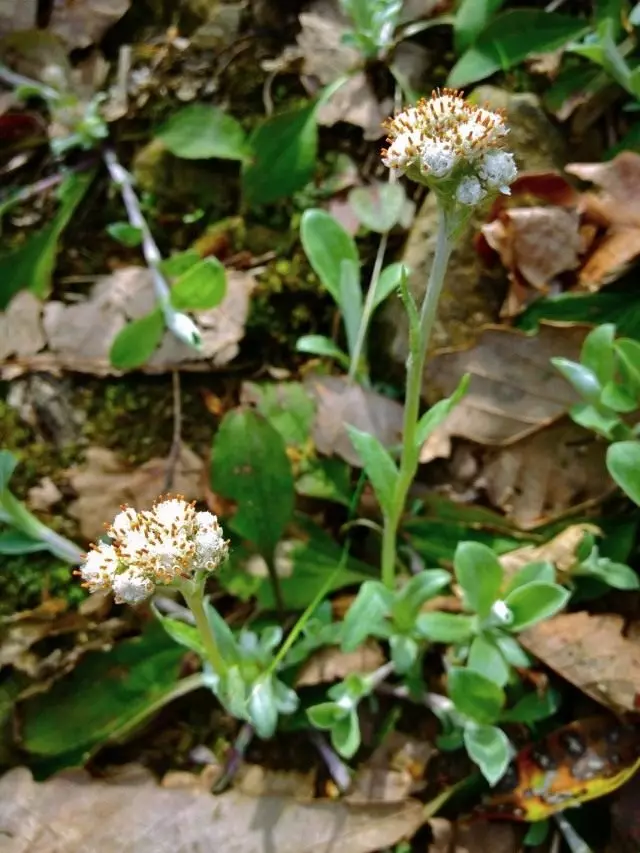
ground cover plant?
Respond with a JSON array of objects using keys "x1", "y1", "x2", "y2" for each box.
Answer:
[{"x1": 1, "y1": 1, "x2": 640, "y2": 851}]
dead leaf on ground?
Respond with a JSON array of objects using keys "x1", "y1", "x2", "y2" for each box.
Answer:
[
  {"x1": 565, "y1": 153, "x2": 640, "y2": 289},
  {"x1": 233, "y1": 764, "x2": 317, "y2": 800},
  {"x1": 0, "y1": 291, "x2": 46, "y2": 361},
  {"x1": 480, "y1": 419, "x2": 611, "y2": 528},
  {"x1": 47, "y1": 0, "x2": 131, "y2": 50},
  {"x1": 296, "y1": 640, "x2": 384, "y2": 688},
  {"x1": 1, "y1": 267, "x2": 254, "y2": 377},
  {"x1": 609, "y1": 773, "x2": 640, "y2": 853},
  {"x1": 452, "y1": 821, "x2": 523, "y2": 853},
  {"x1": 27, "y1": 477, "x2": 64, "y2": 512},
  {"x1": 0, "y1": 766, "x2": 426, "y2": 853},
  {"x1": 499, "y1": 523, "x2": 600, "y2": 581},
  {"x1": 521, "y1": 612, "x2": 640, "y2": 715},
  {"x1": 347, "y1": 731, "x2": 434, "y2": 805},
  {"x1": 66, "y1": 445, "x2": 204, "y2": 540},
  {"x1": 305, "y1": 374, "x2": 404, "y2": 467},
  {"x1": 421, "y1": 323, "x2": 587, "y2": 458}
]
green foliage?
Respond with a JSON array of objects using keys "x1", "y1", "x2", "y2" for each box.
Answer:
[
  {"x1": 339, "y1": 0, "x2": 403, "y2": 58},
  {"x1": 307, "y1": 671, "x2": 382, "y2": 758},
  {"x1": 169, "y1": 257, "x2": 227, "y2": 311},
  {"x1": 346, "y1": 427, "x2": 398, "y2": 517},
  {"x1": 109, "y1": 309, "x2": 165, "y2": 370},
  {"x1": 300, "y1": 208, "x2": 360, "y2": 304},
  {"x1": 552, "y1": 324, "x2": 640, "y2": 506},
  {"x1": 106, "y1": 221, "x2": 143, "y2": 247},
  {"x1": 348, "y1": 183, "x2": 407, "y2": 233},
  {"x1": 155, "y1": 104, "x2": 250, "y2": 161}
]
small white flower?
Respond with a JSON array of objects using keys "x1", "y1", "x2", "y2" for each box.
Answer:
[
  {"x1": 421, "y1": 141, "x2": 456, "y2": 178},
  {"x1": 194, "y1": 511, "x2": 228, "y2": 570},
  {"x1": 478, "y1": 150, "x2": 518, "y2": 194},
  {"x1": 112, "y1": 567, "x2": 155, "y2": 605},
  {"x1": 111, "y1": 506, "x2": 138, "y2": 537},
  {"x1": 455, "y1": 176, "x2": 486, "y2": 206},
  {"x1": 80, "y1": 542, "x2": 119, "y2": 592}
]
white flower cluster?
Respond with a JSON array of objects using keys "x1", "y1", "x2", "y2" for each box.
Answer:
[
  {"x1": 79, "y1": 496, "x2": 228, "y2": 604},
  {"x1": 381, "y1": 89, "x2": 517, "y2": 206}
]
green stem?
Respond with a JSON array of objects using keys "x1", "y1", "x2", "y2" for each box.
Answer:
[
  {"x1": 348, "y1": 229, "x2": 389, "y2": 384},
  {"x1": 264, "y1": 547, "x2": 285, "y2": 617},
  {"x1": 381, "y1": 205, "x2": 453, "y2": 588},
  {"x1": 182, "y1": 584, "x2": 227, "y2": 677}
]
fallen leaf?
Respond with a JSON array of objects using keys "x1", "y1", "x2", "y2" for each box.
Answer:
[
  {"x1": 295, "y1": 640, "x2": 385, "y2": 687},
  {"x1": 233, "y1": 764, "x2": 316, "y2": 800},
  {"x1": 347, "y1": 732, "x2": 434, "y2": 804},
  {"x1": 480, "y1": 419, "x2": 611, "y2": 528},
  {"x1": 452, "y1": 822, "x2": 522, "y2": 852},
  {"x1": 305, "y1": 375, "x2": 404, "y2": 467},
  {"x1": 48, "y1": 0, "x2": 131, "y2": 50},
  {"x1": 422, "y1": 323, "x2": 586, "y2": 455},
  {"x1": 0, "y1": 766, "x2": 425, "y2": 853},
  {"x1": 499, "y1": 523, "x2": 600, "y2": 581},
  {"x1": 521, "y1": 612, "x2": 640, "y2": 714},
  {"x1": 2, "y1": 267, "x2": 254, "y2": 377},
  {"x1": 0, "y1": 0, "x2": 37, "y2": 34},
  {"x1": 27, "y1": 477, "x2": 64, "y2": 512},
  {"x1": 0, "y1": 291, "x2": 46, "y2": 361},
  {"x1": 66, "y1": 445, "x2": 204, "y2": 540}
]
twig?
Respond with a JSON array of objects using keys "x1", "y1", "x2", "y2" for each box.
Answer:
[
  {"x1": 309, "y1": 730, "x2": 352, "y2": 793},
  {"x1": 103, "y1": 148, "x2": 203, "y2": 351},
  {"x1": 164, "y1": 369, "x2": 183, "y2": 491},
  {"x1": 213, "y1": 723, "x2": 255, "y2": 793}
]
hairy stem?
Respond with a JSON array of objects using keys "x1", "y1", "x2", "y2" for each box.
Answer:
[
  {"x1": 381, "y1": 206, "x2": 453, "y2": 588},
  {"x1": 182, "y1": 585, "x2": 227, "y2": 677}
]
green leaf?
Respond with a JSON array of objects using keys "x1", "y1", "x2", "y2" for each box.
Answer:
[
  {"x1": 414, "y1": 612, "x2": 476, "y2": 644},
  {"x1": 211, "y1": 408, "x2": 295, "y2": 555},
  {"x1": 454, "y1": 0, "x2": 506, "y2": 53},
  {"x1": 493, "y1": 633, "x2": 530, "y2": 668},
  {"x1": 551, "y1": 357, "x2": 602, "y2": 402},
  {"x1": 106, "y1": 222, "x2": 143, "y2": 247},
  {"x1": 0, "y1": 451, "x2": 17, "y2": 492},
  {"x1": 579, "y1": 555, "x2": 639, "y2": 590},
  {"x1": 346, "y1": 426, "x2": 398, "y2": 517},
  {"x1": 348, "y1": 183, "x2": 406, "y2": 233},
  {"x1": 394, "y1": 569, "x2": 452, "y2": 624},
  {"x1": 454, "y1": 541, "x2": 503, "y2": 619},
  {"x1": 600, "y1": 381, "x2": 638, "y2": 413},
  {"x1": 416, "y1": 374, "x2": 470, "y2": 447},
  {"x1": 389, "y1": 634, "x2": 419, "y2": 674},
  {"x1": 468, "y1": 634, "x2": 510, "y2": 687},
  {"x1": 21, "y1": 626, "x2": 187, "y2": 758},
  {"x1": 339, "y1": 259, "x2": 363, "y2": 359},
  {"x1": 501, "y1": 688, "x2": 560, "y2": 724},
  {"x1": 448, "y1": 10, "x2": 589, "y2": 88},
  {"x1": 242, "y1": 103, "x2": 319, "y2": 206},
  {"x1": 504, "y1": 582, "x2": 570, "y2": 632},
  {"x1": 296, "y1": 334, "x2": 350, "y2": 369},
  {"x1": 156, "y1": 104, "x2": 249, "y2": 161},
  {"x1": 504, "y1": 561, "x2": 555, "y2": 596},
  {"x1": 247, "y1": 678, "x2": 279, "y2": 738},
  {"x1": 524, "y1": 821, "x2": 550, "y2": 847},
  {"x1": 581, "y1": 323, "x2": 616, "y2": 386},
  {"x1": 0, "y1": 171, "x2": 94, "y2": 308},
  {"x1": 570, "y1": 402, "x2": 620, "y2": 439},
  {"x1": 307, "y1": 701, "x2": 347, "y2": 729},
  {"x1": 300, "y1": 208, "x2": 360, "y2": 303},
  {"x1": 0, "y1": 530, "x2": 48, "y2": 555},
  {"x1": 463, "y1": 723, "x2": 511, "y2": 786},
  {"x1": 448, "y1": 667, "x2": 505, "y2": 725},
  {"x1": 109, "y1": 309, "x2": 165, "y2": 370},
  {"x1": 242, "y1": 380, "x2": 316, "y2": 449},
  {"x1": 607, "y1": 441, "x2": 640, "y2": 505},
  {"x1": 342, "y1": 580, "x2": 394, "y2": 651},
  {"x1": 616, "y1": 338, "x2": 640, "y2": 395},
  {"x1": 296, "y1": 457, "x2": 352, "y2": 507},
  {"x1": 152, "y1": 605, "x2": 205, "y2": 656},
  {"x1": 170, "y1": 257, "x2": 226, "y2": 311},
  {"x1": 372, "y1": 262, "x2": 408, "y2": 311},
  {"x1": 331, "y1": 708, "x2": 361, "y2": 758},
  {"x1": 160, "y1": 249, "x2": 201, "y2": 278},
  {"x1": 205, "y1": 601, "x2": 240, "y2": 664}
]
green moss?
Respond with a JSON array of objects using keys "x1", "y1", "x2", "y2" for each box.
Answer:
[{"x1": 0, "y1": 552, "x2": 86, "y2": 617}]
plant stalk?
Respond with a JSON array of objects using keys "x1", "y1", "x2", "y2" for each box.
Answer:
[
  {"x1": 348, "y1": 229, "x2": 389, "y2": 383},
  {"x1": 182, "y1": 585, "x2": 227, "y2": 677},
  {"x1": 381, "y1": 205, "x2": 453, "y2": 588}
]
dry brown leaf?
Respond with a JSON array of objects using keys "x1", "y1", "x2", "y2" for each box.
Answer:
[
  {"x1": 422, "y1": 323, "x2": 586, "y2": 456},
  {"x1": 348, "y1": 732, "x2": 434, "y2": 805},
  {"x1": 0, "y1": 766, "x2": 425, "y2": 853},
  {"x1": 609, "y1": 774, "x2": 640, "y2": 853},
  {"x1": 499, "y1": 523, "x2": 600, "y2": 580},
  {"x1": 48, "y1": 0, "x2": 131, "y2": 50},
  {"x1": 27, "y1": 477, "x2": 64, "y2": 512},
  {"x1": 452, "y1": 822, "x2": 523, "y2": 853},
  {"x1": 480, "y1": 419, "x2": 611, "y2": 528},
  {"x1": 0, "y1": 291, "x2": 46, "y2": 361},
  {"x1": 66, "y1": 445, "x2": 204, "y2": 540},
  {"x1": 2, "y1": 267, "x2": 254, "y2": 377},
  {"x1": 233, "y1": 764, "x2": 316, "y2": 800},
  {"x1": 306, "y1": 375, "x2": 404, "y2": 466},
  {"x1": 521, "y1": 612, "x2": 640, "y2": 714},
  {"x1": 295, "y1": 640, "x2": 385, "y2": 688}
]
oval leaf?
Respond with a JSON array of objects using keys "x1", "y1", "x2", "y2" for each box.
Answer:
[
  {"x1": 156, "y1": 104, "x2": 249, "y2": 161},
  {"x1": 454, "y1": 541, "x2": 504, "y2": 619},
  {"x1": 109, "y1": 310, "x2": 164, "y2": 370},
  {"x1": 464, "y1": 724, "x2": 511, "y2": 786},
  {"x1": 607, "y1": 441, "x2": 640, "y2": 505},
  {"x1": 415, "y1": 612, "x2": 476, "y2": 644},
  {"x1": 346, "y1": 425, "x2": 398, "y2": 518},
  {"x1": 448, "y1": 667, "x2": 505, "y2": 725},
  {"x1": 170, "y1": 257, "x2": 227, "y2": 311},
  {"x1": 300, "y1": 208, "x2": 359, "y2": 303},
  {"x1": 348, "y1": 183, "x2": 406, "y2": 234},
  {"x1": 504, "y1": 582, "x2": 570, "y2": 632}
]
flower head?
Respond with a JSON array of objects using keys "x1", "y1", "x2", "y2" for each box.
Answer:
[
  {"x1": 381, "y1": 88, "x2": 516, "y2": 206},
  {"x1": 78, "y1": 495, "x2": 229, "y2": 604}
]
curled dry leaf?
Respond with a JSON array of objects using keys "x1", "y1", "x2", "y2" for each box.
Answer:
[
  {"x1": 1, "y1": 267, "x2": 254, "y2": 377},
  {"x1": 422, "y1": 323, "x2": 586, "y2": 455},
  {"x1": 66, "y1": 445, "x2": 204, "y2": 540},
  {"x1": 305, "y1": 374, "x2": 404, "y2": 467},
  {"x1": 0, "y1": 766, "x2": 426, "y2": 853},
  {"x1": 499, "y1": 523, "x2": 600, "y2": 581},
  {"x1": 48, "y1": 0, "x2": 131, "y2": 50},
  {"x1": 295, "y1": 640, "x2": 385, "y2": 688},
  {"x1": 521, "y1": 612, "x2": 640, "y2": 715}
]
